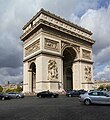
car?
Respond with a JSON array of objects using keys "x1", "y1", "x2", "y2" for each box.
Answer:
[
  {"x1": 66, "y1": 89, "x2": 87, "y2": 97},
  {"x1": 78, "y1": 89, "x2": 87, "y2": 94},
  {"x1": 37, "y1": 91, "x2": 59, "y2": 98},
  {"x1": 6, "y1": 92, "x2": 24, "y2": 99},
  {"x1": 66, "y1": 90, "x2": 80, "y2": 97},
  {"x1": 79, "y1": 91, "x2": 110, "y2": 105},
  {"x1": 0, "y1": 93, "x2": 11, "y2": 100}
]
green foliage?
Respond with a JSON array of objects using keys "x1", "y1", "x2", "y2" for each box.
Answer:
[
  {"x1": 6, "y1": 86, "x2": 23, "y2": 93},
  {"x1": 97, "y1": 85, "x2": 104, "y2": 90},
  {"x1": 105, "y1": 85, "x2": 110, "y2": 91},
  {"x1": 6, "y1": 89, "x2": 14, "y2": 92},
  {"x1": 98, "y1": 85, "x2": 110, "y2": 91},
  {"x1": 0, "y1": 86, "x2": 3, "y2": 92},
  {"x1": 16, "y1": 86, "x2": 23, "y2": 92}
]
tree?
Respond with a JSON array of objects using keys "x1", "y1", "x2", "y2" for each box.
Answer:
[
  {"x1": 98, "y1": 85, "x2": 104, "y2": 90},
  {"x1": 16, "y1": 86, "x2": 23, "y2": 92},
  {"x1": 6, "y1": 86, "x2": 23, "y2": 93},
  {"x1": 0, "y1": 86, "x2": 3, "y2": 92},
  {"x1": 105, "y1": 85, "x2": 110, "y2": 91}
]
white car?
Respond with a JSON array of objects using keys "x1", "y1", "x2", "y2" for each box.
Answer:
[{"x1": 79, "y1": 91, "x2": 110, "y2": 105}]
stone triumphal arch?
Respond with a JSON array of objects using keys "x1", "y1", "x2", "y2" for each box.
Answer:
[{"x1": 20, "y1": 9, "x2": 95, "y2": 93}]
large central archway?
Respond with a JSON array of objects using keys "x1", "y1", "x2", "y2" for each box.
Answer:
[
  {"x1": 30, "y1": 62, "x2": 36, "y2": 92},
  {"x1": 63, "y1": 47, "x2": 77, "y2": 90}
]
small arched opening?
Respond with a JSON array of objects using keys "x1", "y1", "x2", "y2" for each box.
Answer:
[{"x1": 30, "y1": 62, "x2": 36, "y2": 92}]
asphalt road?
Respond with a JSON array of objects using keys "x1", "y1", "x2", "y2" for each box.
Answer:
[{"x1": 0, "y1": 96, "x2": 110, "y2": 120}]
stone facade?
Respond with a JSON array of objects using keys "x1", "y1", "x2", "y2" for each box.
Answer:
[{"x1": 20, "y1": 9, "x2": 95, "y2": 93}]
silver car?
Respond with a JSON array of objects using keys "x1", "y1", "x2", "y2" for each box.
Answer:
[
  {"x1": 6, "y1": 92, "x2": 24, "y2": 99},
  {"x1": 79, "y1": 91, "x2": 110, "y2": 105}
]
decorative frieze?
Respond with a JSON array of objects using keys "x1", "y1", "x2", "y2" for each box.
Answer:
[
  {"x1": 61, "y1": 41, "x2": 70, "y2": 49},
  {"x1": 25, "y1": 39, "x2": 40, "y2": 57},
  {"x1": 44, "y1": 38, "x2": 59, "y2": 52},
  {"x1": 61, "y1": 41, "x2": 80, "y2": 54},
  {"x1": 24, "y1": 29, "x2": 42, "y2": 45},
  {"x1": 82, "y1": 49, "x2": 91, "y2": 60},
  {"x1": 84, "y1": 66, "x2": 92, "y2": 82},
  {"x1": 47, "y1": 60, "x2": 58, "y2": 80},
  {"x1": 41, "y1": 14, "x2": 92, "y2": 39}
]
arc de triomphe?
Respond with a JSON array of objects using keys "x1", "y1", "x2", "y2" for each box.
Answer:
[{"x1": 20, "y1": 9, "x2": 95, "y2": 93}]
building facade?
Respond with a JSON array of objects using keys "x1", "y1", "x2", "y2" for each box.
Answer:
[
  {"x1": 94, "y1": 80, "x2": 110, "y2": 89},
  {"x1": 20, "y1": 9, "x2": 95, "y2": 93}
]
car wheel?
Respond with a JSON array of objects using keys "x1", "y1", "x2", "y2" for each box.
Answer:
[
  {"x1": 51, "y1": 95, "x2": 54, "y2": 98},
  {"x1": 39, "y1": 95, "x2": 42, "y2": 98},
  {"x1": 16, "y1": 96, "x2": 20, "y2": 99},
  {"x1": 2, "y1": 97, "x2": 5, "y2": 101},
  {"x1": 69, "y1": 94, "x2": 72, "y2": 97},
  {"x1": 84, "y1": 99, "x2": 91, "y2": 105}
]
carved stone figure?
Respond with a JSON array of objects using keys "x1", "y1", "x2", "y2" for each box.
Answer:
[
  {"x1": 48, "y1": 60, "x2": 58, "y2": 80},
  {"x1": 84, "y1": 66, "x2": 92, "y2": 82}
]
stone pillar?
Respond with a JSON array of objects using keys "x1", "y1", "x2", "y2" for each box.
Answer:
[
  {"x1": 28, "y1": 69, "x2": 32, "y2": 93},
  {"x1": 80, "y1": 62, "x2": 94, "y2": 90},
  {"x1": 23, "y1": 62, "x2": 29, "y2": 93},
  {"x1": 72, "y1": 61, "x2": 80, "y2": 90}
]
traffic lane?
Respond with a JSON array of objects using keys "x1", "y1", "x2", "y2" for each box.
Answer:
[{"x1": 0, "y1": 96, "x2": 110, "y2": 120}]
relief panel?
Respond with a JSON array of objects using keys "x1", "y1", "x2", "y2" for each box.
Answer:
[
  {"x1": 44, "y1": 38, "x2": 59, "y2": 52},
  {"x1": 25, "y1": 39, "x2": 40, "y2": 57},
  {"x1": 47, "y1": 60, "x2": 58, "y2": 80},
  {"x1": 82, "y1": 49, "x2": 91, "y2": 60},
  {"x1": 84, "y1": 66, "x2": 92, "y2": 82}
]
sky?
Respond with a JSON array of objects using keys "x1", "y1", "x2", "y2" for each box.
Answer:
[{"x1": 0, "y1": 0, "x2": 110, "y2": 84}]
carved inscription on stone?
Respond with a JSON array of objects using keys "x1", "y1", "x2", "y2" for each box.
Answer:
[
  {"x1": 47, "y1": 60, "x2": 58, "y2": 80},
  {"x1": 45, "y1": 38, "x2": 59, "y2": 52},
  {"x1": 25, "y1": 39, "x2": 40, "y2": 56},
  {"x1": 82, "y1": 49, "x2": 91, "y2": 60},
  {"x1": 84, "y1": 66, "x2": 92, "y2": 82}
]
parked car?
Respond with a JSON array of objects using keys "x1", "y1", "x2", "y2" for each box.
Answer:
[
  {"x1": 66, "y1": 90, "x2": 80, "y2": 97},
  {"x1": 66, "y1": 89, "x2": 87, "y2": 97},
  {"x1": 0, "y1": 93, "x2": 11, "y2": 100},
  {"x1": 78, "y1": 89, "x2": 87, "y2": 94},
  {"x1": 37, "y1": 91, "x2": 59, "y2": 98},
  {"x1": 79, "y1": 91, "x2": 110, "y2": 105},
  {"x1": 6, "y1": 92, "x2": 24, "y2": 99}
]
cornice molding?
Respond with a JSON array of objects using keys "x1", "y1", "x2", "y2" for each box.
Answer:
[
  {"x1": 21, "y1": 19, "x2": 95, "y2": 44},
  {"x1": 23, "y1": 8, "x2": 92, "y2": 35},
  {"x1": 23, "y1": 50, "x2": 63, "y2": 62}
]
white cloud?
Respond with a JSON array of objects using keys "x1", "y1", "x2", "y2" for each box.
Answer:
[
  {"x1": 79, "y1": 5, "x2": 110, "y2": 54},
  {"x1": 94, "y1": 65, "x2": 110, "y2": 80}
]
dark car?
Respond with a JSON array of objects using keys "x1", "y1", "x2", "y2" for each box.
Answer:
[
  {"x1": 66, "y1": 89, "x2": 87, "y2": 97},
  {"x1": 78, "y1": 89, "x2": 87, "y2": 94},
  {"x1": 37, "y1": 91, "x2": 59, "y2": 98},
  {"x1": 66, "y1": 90, "x2": 80, "y2": 97},
  {"x1": 6, "y1": 92, "x2": 24, "y2": 99},
  {"x1": 0, "y1": 93, "x2": 11, "y2": 100}
]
